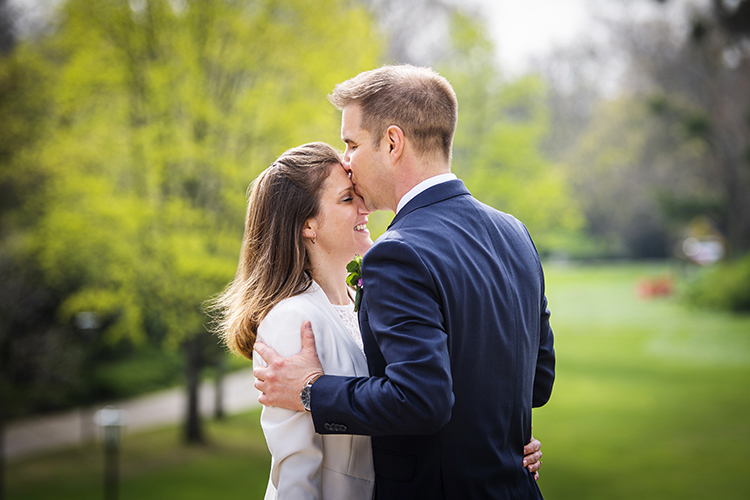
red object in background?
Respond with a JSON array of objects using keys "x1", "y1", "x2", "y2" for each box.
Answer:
[{"x1": 635, "y1": 276, "x2": 674, "y2": 299}]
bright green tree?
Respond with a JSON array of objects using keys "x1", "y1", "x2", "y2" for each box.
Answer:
[{"x1": 25, "y1": 0, "x2": 380, "y2": 442}]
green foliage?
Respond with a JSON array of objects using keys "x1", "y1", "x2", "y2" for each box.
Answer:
[
  {"x1": 19, "y1": 0, "x2": 381, "y2": 348},
  {"x1": 683, "y1": 253, "x2": 750, "y2": 312},
  {"x1": 0, "y1": 0, "x2": 381, "y2": 420}
]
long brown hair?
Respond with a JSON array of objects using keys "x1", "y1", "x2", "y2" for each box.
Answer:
[{"x1": 209, "y1": 142, "x2": 341, "y2": 359}]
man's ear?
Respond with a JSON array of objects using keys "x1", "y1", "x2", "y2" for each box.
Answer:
[{"x1": 385, "y1": 125, "x2": 405, "y2": 162}]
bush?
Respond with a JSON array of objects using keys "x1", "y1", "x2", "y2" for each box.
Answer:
[{"x1": 683, "y1": 253, "x2": 750, "y2": 312}]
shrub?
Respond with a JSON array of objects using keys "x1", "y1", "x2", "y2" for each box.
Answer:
[{"x1": 683, "y1": 253, "x2": 750, "y2": 312}]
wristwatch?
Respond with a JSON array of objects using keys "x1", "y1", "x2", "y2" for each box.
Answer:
[{"x1": 300, "y1": 375, "x2": 322, "y2": 412}]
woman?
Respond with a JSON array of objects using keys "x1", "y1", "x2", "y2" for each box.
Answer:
[{"x1": 211, "y1": 142, "x2": 542, "y2": 499}]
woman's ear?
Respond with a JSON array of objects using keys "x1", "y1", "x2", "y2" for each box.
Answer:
[{"x1": 302, "y1": 219, "x2": 317, "y2": 243}]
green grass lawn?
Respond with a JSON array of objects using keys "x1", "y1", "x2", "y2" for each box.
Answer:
[
  {"x1": 6, "y1": 261, "x2": 750, "y2": 499},
  {"x1": 534, "y1": 261, "x2": 750, "y2": 499}
]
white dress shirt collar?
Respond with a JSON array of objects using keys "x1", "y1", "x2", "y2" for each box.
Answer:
[{"x1": 396, "y1": 173, "x2": 458, "y2": 214}]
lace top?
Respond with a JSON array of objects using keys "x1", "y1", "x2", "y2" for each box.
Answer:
[{"x1": 331, "y1": 301, "x2": 364, "y2": 354}]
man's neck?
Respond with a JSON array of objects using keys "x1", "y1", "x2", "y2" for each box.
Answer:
[
  {"x1": 392, "y1": 155, "x2": 450, "y2": 205},
  {"x1": 396, "y1": 172, "x2": 457, "y2": 214}
]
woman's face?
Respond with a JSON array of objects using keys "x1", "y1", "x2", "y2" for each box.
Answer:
[{"x1": 310, "y1": 163, "x2": 372, "y2": 263}]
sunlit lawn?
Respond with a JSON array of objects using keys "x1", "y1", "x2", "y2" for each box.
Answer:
[
  {"x1": 535, "y1": 261, "x2": 750, "y2": 499},
  {"x1": 7, "y1": 261, "x2": 750, "y2": 499}
]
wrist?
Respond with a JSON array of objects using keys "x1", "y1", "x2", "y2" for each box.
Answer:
[{"x1": 300, "y1": 374, "x2": 323, "y2": 412}]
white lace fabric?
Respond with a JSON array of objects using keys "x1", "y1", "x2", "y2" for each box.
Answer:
[{"x1": 331, "y1": 302, "x2": 364, "y2": 354}]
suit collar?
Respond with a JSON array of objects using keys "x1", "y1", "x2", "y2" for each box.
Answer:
[{"x1": 388, "y1": 179, "x2": 470, "y2": 229}]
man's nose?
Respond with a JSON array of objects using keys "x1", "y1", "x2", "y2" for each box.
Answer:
[
  {"x1": 357, "y1": 201, "x2": 370, "y2": 216},
  {"x1": 338, "y1": 161, "x2": 352, "y2": 179}
]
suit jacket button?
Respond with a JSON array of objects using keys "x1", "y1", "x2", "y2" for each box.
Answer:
[
  {"x1": 324, "y1": 423, "x2": 332, "y2": 431},
  {"x1": 340, "y1": 424, "x2": 347, "y2": 432}
]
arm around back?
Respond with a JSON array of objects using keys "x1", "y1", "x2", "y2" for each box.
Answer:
[{"x1": 311, "y1": 236, "x2": 454, "y2": 436}]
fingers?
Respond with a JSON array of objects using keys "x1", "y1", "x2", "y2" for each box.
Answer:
[
  {"x1": 522, "y1": 434, "x2": 543, "y2": 476},
  {"x1": 523, "y1": 450, "x2": 543, "y2": 467},
  {"x1": 257, "y1": 391, "x2": 269, "y2": 406},
  {"x1": 525, "y1": 452, "x2": 543, "y2": 472},
  {"x1": 524, "y1": 436, "x2": 541, "y2": 456}
]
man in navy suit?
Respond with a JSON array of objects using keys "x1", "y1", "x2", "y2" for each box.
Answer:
[{"x1": 254, "y1": 65, "x2": 555, "y2": 499}]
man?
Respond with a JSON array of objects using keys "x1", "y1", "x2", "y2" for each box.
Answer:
[{"x1": 254, "y1": 65, "x2": 555, "y2": 499}]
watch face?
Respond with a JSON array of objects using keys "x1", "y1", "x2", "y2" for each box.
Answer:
[{"x1": 301, "y1": 386, "x2": 311, "y2": 411}]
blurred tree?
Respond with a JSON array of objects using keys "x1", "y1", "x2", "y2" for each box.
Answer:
[
  {"x1": 533, "y1": 40, "x2": 606, "y2": 164},
  {"x1": 0, "y1": 8, "x2": 68, "y2": 496},
  {"x1": 564, "y1": 94, "x2": 711, "y2": 258},
  {"x1": 602, "y1": 0, "x2": 749, "y2": 256},
  {"x1": 13, "y1": 0, "x2": 380, "y2": 444},
  {"x1": 363, "y1": 0, "x2": 466, "y2": 64},
  {"x1": 0, "y1": 0, "x2": 14, "y2": 54},
  {"x1": 533, "y1": 0, "x2": 750, "y2": 258}
]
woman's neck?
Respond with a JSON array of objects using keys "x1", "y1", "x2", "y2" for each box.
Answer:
[{"x1": 308, "y1": 257, "x2": 351, "y2": 306}]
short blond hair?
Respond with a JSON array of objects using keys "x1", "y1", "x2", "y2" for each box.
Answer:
[{"x1": 328, "y1": 65, "x2": 457, "y2": 163}]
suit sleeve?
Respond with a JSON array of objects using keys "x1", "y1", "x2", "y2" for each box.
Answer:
[
  {"x1": 533, "y1": 277, "x2": 555, "y2": 407},
  {"x1": 311, "y1": 237, "x2": 455, "y2": 437},
  {"x1": 255, "y1": 304, "x2": 323, "y2": 499}
]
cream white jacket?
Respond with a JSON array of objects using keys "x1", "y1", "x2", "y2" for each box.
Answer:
[{"x1": 254, "y1": 282, "x2": 374, "y2": 500}]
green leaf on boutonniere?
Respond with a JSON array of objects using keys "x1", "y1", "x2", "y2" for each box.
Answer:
[
  {"x1": 346, "y1": 255, "x2": 364, "y2": 312},
  {"x1": 354, "y1": 286, "x2": 362, "y2": 312}
]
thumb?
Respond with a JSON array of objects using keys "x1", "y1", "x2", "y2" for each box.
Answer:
[
  {"x1": 253, "y1": 341, "x2": 276, "y2": 365},
  {"x1": 300, "y1": 321, "x2": 318, "y2": 354}
]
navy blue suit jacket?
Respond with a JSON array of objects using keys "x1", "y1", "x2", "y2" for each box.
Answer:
[{"x1": 311, "y1": 180, "x2": 555, "y2": 499}]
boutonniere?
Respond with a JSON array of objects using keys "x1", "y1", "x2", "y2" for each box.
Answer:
[{"x1": 346, "y1": 255, "x2": 364, "y2": 312}]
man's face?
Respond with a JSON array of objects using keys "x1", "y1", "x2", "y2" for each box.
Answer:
[{"x1": 340, "y1": 105, "x2": 392, "y2": 212}]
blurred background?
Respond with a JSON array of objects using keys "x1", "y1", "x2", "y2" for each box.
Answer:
[{"x1": 1, "y1": 0, "x2": 749, "y2": 498}]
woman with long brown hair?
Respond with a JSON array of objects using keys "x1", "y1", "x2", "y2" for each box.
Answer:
[{"x1": 211, "y1": 142, "x2": 375, "y2": 499}]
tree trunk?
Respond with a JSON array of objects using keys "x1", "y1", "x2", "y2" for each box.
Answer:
[
  {"x1": 183, "y1": 337, "x2": 204, "y2": 444},
  {"x1": 0, "y1": 409, "x2": 5, "y2": 500},
  {"x1": 214, "y1": 356, "x2": 225, "y2": 421}
]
